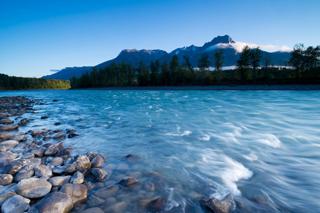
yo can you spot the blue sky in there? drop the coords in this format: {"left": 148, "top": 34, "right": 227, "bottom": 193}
{"left": 1, "top": 0, "right": 319, "bottom": 77}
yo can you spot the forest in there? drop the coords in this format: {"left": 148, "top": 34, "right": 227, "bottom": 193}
{"left": 0, "top": 74, "right": 70, "bottom": 90}
{"left": 71, "top": 44, "right": 320, "bottom": 88}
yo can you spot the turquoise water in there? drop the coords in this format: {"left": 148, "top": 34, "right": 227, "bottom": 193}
{"left": 1, "top": 90, "right": 320, "bottom": 212}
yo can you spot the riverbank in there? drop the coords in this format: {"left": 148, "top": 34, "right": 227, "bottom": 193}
{"left": 0, "top": 96, "right": 108, "bottom": 212}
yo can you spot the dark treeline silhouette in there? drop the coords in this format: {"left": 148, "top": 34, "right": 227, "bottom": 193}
{"left": 71, "top": 44, "right": 320, "bottom": 88}
{"left": 0, "top": 73, "right": 70, "bottom": 90}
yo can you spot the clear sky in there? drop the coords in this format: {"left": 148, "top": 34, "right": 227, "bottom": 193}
{"left": 1, "top": 0, "right": 319, "bottom": 77}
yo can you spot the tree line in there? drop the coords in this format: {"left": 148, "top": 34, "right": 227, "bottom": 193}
{"left": 68, "top": 44, "right": 319, "bottom": 88}
{"left": 0, "top": 74, "right": 70, "bottom": 90}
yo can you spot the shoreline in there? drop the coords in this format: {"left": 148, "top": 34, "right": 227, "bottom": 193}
{"left": 2, "top": 84, "right": 320, "bottom": 92}
{"left": 0, "top": 96, "right": 108, "bottom": 212}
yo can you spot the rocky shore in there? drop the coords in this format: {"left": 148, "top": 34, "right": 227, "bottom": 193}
{"left": 0, "top": 96, "right": 235, "bottom": 213}
{"left": 0, "top": 96, "right": 108, "bottom": 213}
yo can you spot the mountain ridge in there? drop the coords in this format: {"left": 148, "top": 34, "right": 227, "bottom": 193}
{"left": 43, "top": 35, "right": 291, "bottom": 80}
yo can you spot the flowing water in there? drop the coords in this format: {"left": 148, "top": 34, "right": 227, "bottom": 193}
{"left": 1, "top": 89, "right": 320, "bottom": 212}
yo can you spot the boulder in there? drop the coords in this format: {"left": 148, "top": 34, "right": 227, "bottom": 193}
{"left": 0, "top": 134, "right": 13, "bottom": 142}
{"left": 91, "top": 154, "right": 105, "bottom": 168}
{"left": 34, "top": 164, "right": 52, "bottom": 179}
{"left": 0, "top": 140, "right": 19, "bottom": 152}
{"left": 70, "top": 171, "right": 84, "bottom": 184}
{"left": 16, "top": 177, "right": 52, "bottom": 199}
{"left": 1, "top": 194, "right": 30, "bottom": 213}
{"left": 0, "top": 152, "right": 17, "bottom": 167}
{"left": 30, "top": 192, "right": 73, "bottom": 213}
{"left": 91, "top": 168, "right": 108, "bottom": 181}
{"left": 0, "top": 125, "right": 18, "bottom": 131}
{"left": 48, "top": 157, "right": 64, "bottom": 166}
{"left": 75, "top": 155, "right": 91, "bottom": 171}
{"left": 44, "top": 142, "right": 64, "bottom": 156}
{"left": 0, "top": 184, "right": 16, "bottom": 205}
{"left": 0, "top": 174, "right": 13, "bottom": 186}
{"left": 60, "top": 184, "right": 88, "bottom": 205}
{"left": 49, "top": 176, "right": 71, "bottom": 187}
{"left": 14, "top": 165, "right": 34, "bottom": 182}
{"left": 0, "top": 118, "right": 13, "bottom": 125}
{"left": 5, "top": 159, "right": 29, "bottom": 175}
{"left": 200, "top": 194, "right": 235, "bottom": 213}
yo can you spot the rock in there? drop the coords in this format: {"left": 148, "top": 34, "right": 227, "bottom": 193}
{"left": 60, "top": 184, "right": 88, "bottom": 205}
{"left": 1, "top": 194, "right": 30, "bottom": 213}
{"left": 66, "top": 129, "right": 78, "bottom": 138}
{"left": 0, "top": 184, "right": 16, "bottom": 205}
{"left": 14, "top": 165, "right": 34, "bottom": 182}
{"left": 0, "top": 113, "right": 9, "bottom": 118}
{"left": 16, "top": 177, "right": 52, "bottom": 198}
{"left": 0, "top": 134, "right": 12, "bottom": 142}
{"left": 124, "top": 154, "right": 140, "bottom": 162}
{"left": 0, "top": 125, "right": 18, "bottom": 132}
{"left": 32, "top": 149, "right": 44, "bottom": 157}
{"left": 52, "top": 166, "right": 66, "bottom": 175}
{"left": 5, "top": 159, "right": 28, "bottom": 175}
{"left": 105, "top": 201, "right": 127, "bottom": 213}
{"left": 70, "top": 171, "right": 84, "bottom": 184}
{"left": 0, "top": 174, "right": 13, "bottom": 186}
{"left": 86, "top": 152, "right": 98, "bottom": 161}
{"left": 49, "top": 176, "right": 71, "bottom": 187}
{"left": 49, "top": 157, "right": 64, "bottom": 166}
{"left": 118, "top": 177, "right": 138, "bottom": 187}
{"left": 91, "top": 168, "right": 108, "bottom": 181}
{"left": 31, "top": 129, "right": 48, "bottom": 138}
{"left": 0, "top": 140, "right": 19, "bottom": 152}
{"left": 200, "top": 194, "right": 235, "bottom": 213}
{"left": 34, "top": 164, "right": 52, "bottom": 179}
{"left": 64, "top": 163, "right": 77, "bottom": 174}
{"left": 91, "top": 154, "right": 105, "bottom": 168}
{"left": 0, "top": 118, "right": 13, "bottom": 125}
{"left": 30, "top": 192, "right": 73, "bottom": 213}
{"left": 44, "top": 142, "right": 64, "bottom": 156}
{"left": 75, "top": 155, "right": 91, "bottom": 171}
{"left": 93, "top": 185, "right": 119, "bottom": 198}
{"left": 29, "top": 158, "right": 42, "bottom": 168}
{"left": 13, "top": 134, "right": 27, "bottom": 142}
{"left": 146, "top": 197, "right": 166, "bottom": 212}
{"left": 80, "top": 207, "right": 104, "bottom": 213}
{"left": 18, "top": 118, "right": 29, "bottom": 126}
{"left": 0, "top": 152, "right": 17, "bottom": 167}
{"left": 53, "top": 132, "right": 66, "bottom": 140}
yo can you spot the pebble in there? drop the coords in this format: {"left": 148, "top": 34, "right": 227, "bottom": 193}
{"left": 70, "top": 171, "right": 84, "bottom": 184}
{"left": 0, "top": 174, "right": 13, "bottom": 186}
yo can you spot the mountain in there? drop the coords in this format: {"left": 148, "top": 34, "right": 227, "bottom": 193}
{"left": 43, "top": 35, "right": 291, "bottom": 80}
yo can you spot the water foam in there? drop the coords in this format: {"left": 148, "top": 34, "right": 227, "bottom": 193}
{"left": 221, "top": 156, "right": 253, "bottom": 196}
{"left": 258, "top": 134, "right": 282, "bottom": 148}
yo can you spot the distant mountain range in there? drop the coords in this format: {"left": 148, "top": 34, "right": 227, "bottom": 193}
{"left": 43, "top": 35, "right": 291, "bottom": 80}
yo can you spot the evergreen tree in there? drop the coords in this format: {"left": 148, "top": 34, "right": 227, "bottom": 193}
{"left": 198, "top": 54, "right": 210, "bottom": 70}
